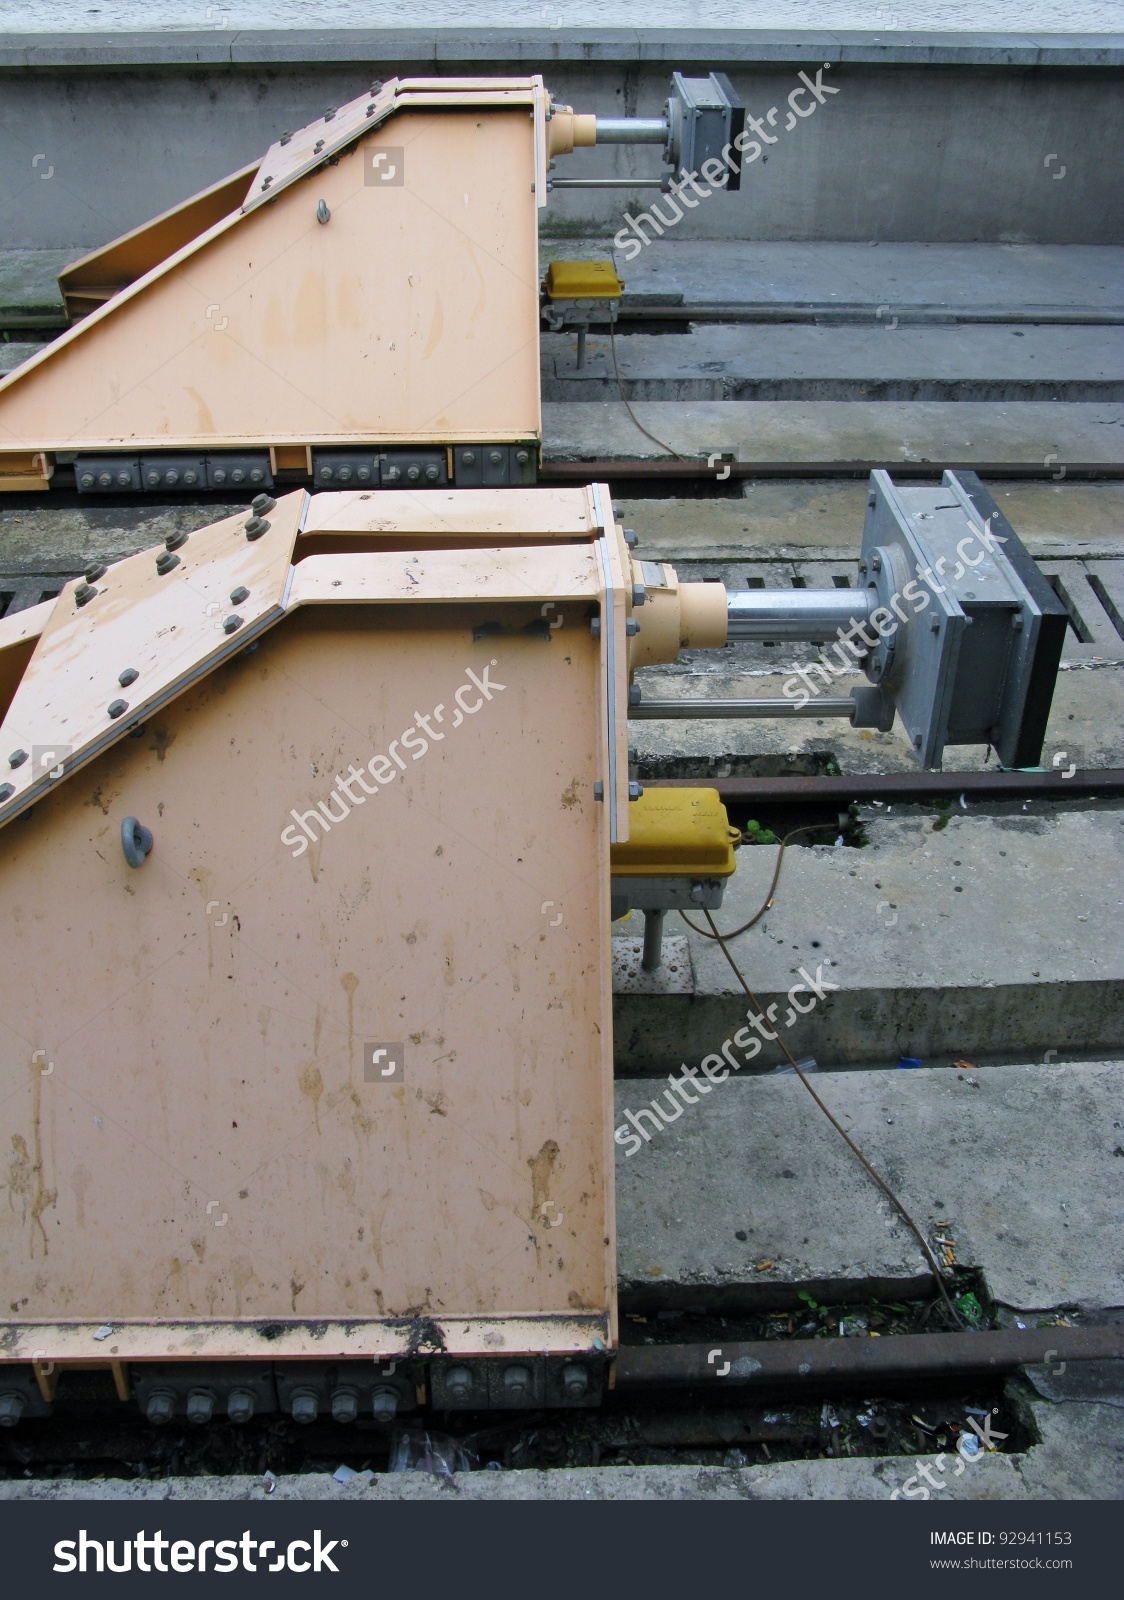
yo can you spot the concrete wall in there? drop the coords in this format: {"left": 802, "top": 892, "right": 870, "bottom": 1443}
{"left": 0, "top": 30, "right": 1120, "bottom": 251}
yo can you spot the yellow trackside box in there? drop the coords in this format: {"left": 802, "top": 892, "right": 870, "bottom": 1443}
{"left": 610, "top": 787, "right": 739, "bottom": 878}
{"left": 543, "top": 260, "right": 624, "bottom": 299}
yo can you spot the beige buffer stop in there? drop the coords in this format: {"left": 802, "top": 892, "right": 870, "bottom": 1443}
{"left": 0, "top": 485, "right": 731, "bottom": 1414}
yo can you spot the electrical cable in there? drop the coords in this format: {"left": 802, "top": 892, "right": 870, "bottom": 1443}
{"left": 681, "top": 824, "right": 823, "bottom": 941}
{"left": 690, "top": 904, "right": 964, "bottom": 1326}
{"left": 609, "top": 319, "right": 687, "bottom": 462}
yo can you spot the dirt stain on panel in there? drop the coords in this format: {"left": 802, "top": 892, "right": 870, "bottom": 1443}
{"left": 299, "top": 1063, "right": 324, "bottom": 1133}
{"left": 527, "top": 1138, "right": 559, "bottom": 1224}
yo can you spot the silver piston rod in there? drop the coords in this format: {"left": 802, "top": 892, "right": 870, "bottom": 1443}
{"left": 725, "top": 587, "right": 877, "bottom": 642}
{"left": 593, "top": 118, "right": 669, "bottom": 144}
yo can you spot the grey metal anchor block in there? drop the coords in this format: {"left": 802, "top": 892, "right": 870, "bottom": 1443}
{"left": 858, "top": 470, "right": 1068, "bottom": 769}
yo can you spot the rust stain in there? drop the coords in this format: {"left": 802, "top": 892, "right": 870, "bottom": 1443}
{"left": 425, "top": 1091, "right": 448, "bottom": 1117}
{"left": 298, "top": 1063, "right": 324, "bottom": 1133}
{"left": 560, "top": 778, "right": 582, "bottom": 810}
{"left": 527, "top": 1138, "right": 559, "bottom": 1223}
{"left": 148, "top": 726, "right": 175, "bottom": 762}
{"left": 340, "top": 971, "right": 359, "bottom": 1067}
{"left": 290, "top": 1276, "right": 305, "bottom": 1313}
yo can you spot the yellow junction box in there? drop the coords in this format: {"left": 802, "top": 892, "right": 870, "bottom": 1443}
{"left": 543, "top": 260, "right": 624, "bottom": 300}
{"left": 610, "top": 787, "right": 739, "bottom": 878}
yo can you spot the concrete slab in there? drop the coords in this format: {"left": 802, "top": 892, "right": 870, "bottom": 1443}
{"left": 614, "top": 1060, "right": 1124, "bottom": 1313}
{"left": 613, "top": 807, "right": 1124, "bottom": 1071}
{"left": 0, "top": 340, "right": 45, "bottom": 376}
{"left": 615, "top": 482, "right": 1124, "bottom": 561}
{"left": 543, "top": 324, "right": 1124, "bottom": 403}
{"left": 541, "top": 239, "right": 1124, "bottom": 315}
{"left": 543, "top": 400, "right": 1124, "bottom": 466}
{"left": 0, "top": 249, "right": 70, "bottom": 327}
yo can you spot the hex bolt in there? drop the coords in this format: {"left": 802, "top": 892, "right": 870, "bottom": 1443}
{"left": 0, "top": 784, "right": 14, "bottom": 803}
{"left": 230, "top": 586, "right": 250, "bottom": 605}
{"left": 116, "top": 471, "right": 132, "bottom": 488}
{"left": 629, "top": 683, "right": 642, "bottom": 706}
{"left": 561, "top": 1363, "right": 589, "bottom": 1400}
{"left": 338, "top": 466, "right": 353, "bottom": 483}
{"left": 628, "top": 781, "right": 644, "bottom": 801}
{"left": 97, "top": 471, "right": 113, "bottom": 488}
{"left": 319, "top": 465, "right": 334, "bottom": 482}
{"left": 223, "top": 616, "right": 243, "bottom": 635}
{"left": 261, "top": 176, "right": 272, "bottom": 192}
{"left": 280, "top": 130, "right": 292, "bottom": 145}
{"left": 1011, "top": 612, "right": 1024, "bottom": 631}
{"left": 593, "top": 781, "right": 604, "bottom": 801}
{"left": 0, "top": 1393, "right": 25, "bottom": 1427}
{"left": 107, "top": 699, "right": 129, "bottom": 719}
{"left": 324, "top": 107, "right": 336, "bottom": 121}
{"left": 330, "top": 1386, "right": 359, "bottom": 1424}
{"left": 407, "top": 465, "right": 421, "bottom": 482}
{"left": 868, "top": 491, "right": 877, "bottom": 507}
{"left": 425, "top": 464, "right": 440, "bottom": 482}
{"left": 186, "top": 1389, "right": 215, "bottom": 1425}
{"left": 75, "top": 583, "right": 96, "bottom": 607}
{"left": 445, "top": 1365, "right": 473, "bottom": 1401}
{"left": 155, "top": 552, "right": 180, "bottom": 575}
{"left": 251, "top": 493, "right": 276, "bottom": 516}
{"left": 231, "top": 468, "right": 246, "bottom": 484}
{"left": 623, "top": 528, "right": 638, "bottom": 548}
{"left": 212, "top": 468, "right": 227, "bottom": 485}
{"left": 165, "top": 531, "right": 188, "bottom": 552}
{"left": 515, "top": 449, "right": 530, "bottom": 466}
{"left": 290, "top": 1389, "right": 319, "bottom": 1424}
{"left": 370, "top": 1387, "right": 398, "bottom": 1422}
{"left": 145, "top": 1390, "right": 176, "bottom": 1425}
{"left": 589, "top": 617, "right": 601, "bottom": 640}
{"left": 244, "top": 516, "right": 270, "bottom": 542}
{"left": 8, "top": 749, "right": 28, "bottom": 769}
{"left": 631, "top": 583, "right": 646, "bottom": 606}
{"left": 503, "top": 1364, "right": 532, "bottom": 1402}
{"left": 84, "top": 562, "right": 107, "bottom": 582}
{"left": 144, "top": 470, "right": 162, "bottom": 488}
{"left": 118, "top": 668, "right": 139, "bottom": 687}
{"left": 183, "top": 470, "right": 199, "bottom": 487}
{"left": 625, "top": 619, "right": 640, "bottom": 636}
{"left": 313, "top": 140, "right": 325, "bottom": 155}
{"left": 165, "top": 469, "right": 180, "bottom": 488}
{"left": 461, "top": 451, "right": 476, "bottom": 467}
{"left": 78, "top": 472, "right": 95, "bottom": 490}
{"left": 317, "top": 199, "right": 331, "bottom": 225}
{"left": 871, "top": 553, "right": 883, "bottom": 573}
{"left": 857, "top": 561, "right": 867, "bottom": 576}
{"left": 488, "top": 450, "right": 504, "bottom": 466}
{"left": 227, "top": 1388, "right": 256, "bottom": 1424}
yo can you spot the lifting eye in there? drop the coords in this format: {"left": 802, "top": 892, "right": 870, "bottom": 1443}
{"left": 121, "top": 816, "right": 154, "bottom": 869}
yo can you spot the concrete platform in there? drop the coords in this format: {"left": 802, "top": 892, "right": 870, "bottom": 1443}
{"left": 543, "top": 324, "right": 1124, "bottom": 403}
{"left": 615, "top": 1060, "right": 1124, "bottom": 1313}
{"left": 543, "top": 399, "right": 1124, "bottom": 466}
{"left": 612, "top": 806, "right": 1124, "bottom": 1071}
{"left": 541, "top": 239, "right": 1124, "bottom": 317}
